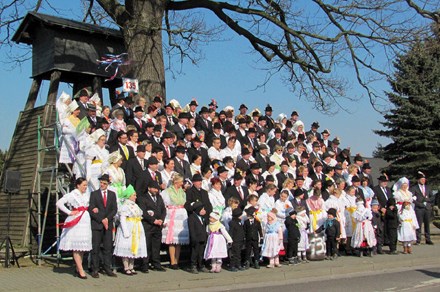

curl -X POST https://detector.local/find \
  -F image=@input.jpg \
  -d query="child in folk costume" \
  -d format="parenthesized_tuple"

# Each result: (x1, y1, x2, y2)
(221, 197, 239, 231)
(110, 109, 127, 132)
(398, 201, 419, 254)
(315, 208, 341, 260)
(228, 208, 245, 272)
(261, 209, 284, 268)
(325, 188, 347, 254)
(296, 206, 310, 263)
(306, 188, 327, 232)
(275, 190, 293, 252)
(188, 202, 208, 274)
(243, 207, 263, 269)
(284, 210, 301, 265)
(113, 185, 148, 275)
(344, 186, 357, 255)
(351, 198, 377, 257)
(258, 184, 277, 232)
(208, 177, 226, 216)
(204, 211, 233, 273)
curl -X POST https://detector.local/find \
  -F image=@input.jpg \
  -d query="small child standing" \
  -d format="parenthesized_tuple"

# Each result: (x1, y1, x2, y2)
(243, 207, 263, 269)
(188, 202, 208, 274)
(315, 208, 340, 260)
(398, 201, 419, 254)
(371, 199, 385, 254)
(351, 198, 377, 257)
(385, 198, 399, 255)
(261, 209, 284, 268)
(284, 210, 301, 265)
(204, 211, 233, 273)
(229, 208, 245, 272)
(296, 206, 310, 263)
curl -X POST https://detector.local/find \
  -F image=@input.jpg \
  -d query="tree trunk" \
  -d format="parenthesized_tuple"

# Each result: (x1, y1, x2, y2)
(123, 0, 166, 103)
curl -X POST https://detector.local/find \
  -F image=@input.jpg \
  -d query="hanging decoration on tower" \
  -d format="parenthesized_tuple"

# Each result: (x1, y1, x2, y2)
(97, 53, 130, 81)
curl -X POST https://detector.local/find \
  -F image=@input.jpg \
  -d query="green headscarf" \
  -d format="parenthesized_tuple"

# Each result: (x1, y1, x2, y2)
(120, 185, 136, 199)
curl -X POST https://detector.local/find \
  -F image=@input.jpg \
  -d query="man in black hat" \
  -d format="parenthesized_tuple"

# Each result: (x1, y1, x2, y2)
(410, 171, 435, 245)
(306, 122, 321, 141)
(290, 188, 309, 215)
(161, 131, 175, 160)
(196, 106, 213, 136)
(152, 95, 165, 116)
(276, 161, 294, 190)
(146, 156, 165, 190)
(187, 201, 208, 274)
(226, 173, 249, 208)
(236, 117, 248, 144)
(185, 174, 213, 220)
(241, 127, 259, 156)
(254, 144, 271, 173)
(309, 141, 322, 163)
(246, 163, 265, 191)
(264, 104, 275, 131)
(172, 112, 189, 141)
(187, 99, 198, 119)
(173, 146, 192, 180)
(206, 122, 227, 149)
(109, 131, 135, 172)
(310, 161, 325, 182)
(128, 106, 148, 141)
(86, 103, 101, 131)
(137, 181, 167, 272)
(243, 207, 263, 269)
(165, 103, 178, 130)
(88, 174, 118, 278)
(77, 89, 90, 119)
(122, 96, 135, 123)
(267, 128, 285, 153)
(236, 148, 252, 173)
(289, 110, 299, 124)
(126, 145, 149, 196)
(321, 129, 331, 147)
(237, 103, 249, 119)
(111, 91, 125, 113)
(351, 176, 365, 201)
(216, 166, 231, 193)
(188, 136, 210, 170)
(331, 138, 342, 156)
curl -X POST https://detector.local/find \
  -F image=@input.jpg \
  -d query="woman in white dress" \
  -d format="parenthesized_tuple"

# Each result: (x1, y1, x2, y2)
(106, 151, 126, 198)
(160, 158, 175, 188)
(344, 185, 357, 255)
(113, 185, 148, 275)
(190, 154, 203, 176)
(56, 91, 71, 125)
(351, 198, 377, 256)
(86, 129, 109, 192)
(161, 174, 190, 269)
(393, 177, 415, 211)
(208, 177, 226, 215)
(59, 100, 81, 165)
(56, 177, 92, 279)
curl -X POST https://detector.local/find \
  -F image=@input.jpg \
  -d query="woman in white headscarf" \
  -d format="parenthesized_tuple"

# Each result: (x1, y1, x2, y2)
(393, 177, 413, 210)
(106, 151, 126, 198)
(56, 91, 72, 124)
(86, 129, 109, 192)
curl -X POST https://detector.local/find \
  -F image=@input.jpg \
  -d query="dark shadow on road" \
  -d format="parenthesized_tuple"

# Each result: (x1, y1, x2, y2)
(416, 269, 440, 278)
(53, 266, 74, 275)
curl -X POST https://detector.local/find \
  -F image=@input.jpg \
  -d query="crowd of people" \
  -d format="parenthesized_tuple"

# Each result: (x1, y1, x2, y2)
(55, 89, 437, 279)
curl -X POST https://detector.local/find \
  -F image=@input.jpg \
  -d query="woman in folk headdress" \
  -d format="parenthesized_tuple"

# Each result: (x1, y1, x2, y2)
(86, 129, 109, 192)
(105, 151, 126, 198)
(59, 100, 81, 165)
(113, 185, 148, 275)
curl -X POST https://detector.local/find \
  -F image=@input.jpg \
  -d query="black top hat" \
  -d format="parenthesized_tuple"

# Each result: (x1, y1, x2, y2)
(238, 118, 246, 124)
(153, 124, 162, 132)
(136, 145, 146, 152)
(274, 128, 282, 134)
(87, 104, 97, 111)
(148, 181, 160, 189)
(285, 120, 293, 128)
(241, 148, 251, 155)
(134, 106, 144, 113)
(377, 174, 389, 182)
(175, 146, 186, 153)
(147, 156, 159, 165)
(294, 188, 305, 197)
(199, 106, 209, 114)
(266, 175, 275, 182)
(178, 112, 190, 119)
(146, 121, 155, 128)
(247, 127, 257, 134)
(416, 171, 426, 179)
(291, 111, 299, 116)
(232, 208, 243, 218)
(265, 104, 273, 112)
(165, 103, 174, 109)
(239, 104, 248, 110)
(98, 174, 110, 182)
(184, 129, 193, 135)
(351, 176, 361, 183)
(245, 206, 256, 216)
(192, 173, 203, 182)
(250, 163, 260, 170)
(162, 132, 174, 139)
(233, 172, 243, 180)
(362, 163, 372, 169)
(153, 96, 162, 103)
(327, 208, 337, 218)
(311, 122, 320, 128)
(213, 122, 222, 129)
(189, 100, 198, 106)
(217, 166, 228, 174)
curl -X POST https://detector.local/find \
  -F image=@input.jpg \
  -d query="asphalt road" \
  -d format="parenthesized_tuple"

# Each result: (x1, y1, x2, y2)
(233, 265, 440, 292)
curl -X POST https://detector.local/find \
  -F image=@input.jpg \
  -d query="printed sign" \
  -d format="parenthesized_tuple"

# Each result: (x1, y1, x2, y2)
(122, 78, 139, 93)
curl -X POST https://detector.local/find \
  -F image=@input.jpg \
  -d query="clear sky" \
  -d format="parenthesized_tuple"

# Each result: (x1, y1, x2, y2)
(0, 2, 392, 156)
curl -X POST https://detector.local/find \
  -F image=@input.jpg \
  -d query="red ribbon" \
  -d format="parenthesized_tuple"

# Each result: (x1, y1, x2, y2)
(59, 206, 88, 228)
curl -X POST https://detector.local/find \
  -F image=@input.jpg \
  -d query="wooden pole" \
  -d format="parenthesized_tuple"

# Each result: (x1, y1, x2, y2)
(24, 78, 42, 110)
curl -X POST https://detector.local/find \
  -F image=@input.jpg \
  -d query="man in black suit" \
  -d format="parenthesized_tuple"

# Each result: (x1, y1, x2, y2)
(290, 188, 309, 215)
(267, 128, 285, 153)
(76, 89, 89, 120)
(226, 173, 249, 208)
(309, 161, 325, 182)
(217, 166, 231, 193)
(171, 112, 190, 141)
(305, 122, 321, 141)
(264, 104, 275, 131)
(173, 146, 192, 180)
(161, 131, 175, 160)
(185, 174, 213, 220)
(109, 131, 135, 172)
(351, 176, 365, 202)
(145, 156, 166, 190)
(196, 106, 213, 137)
(254, 144, 271, 173)
(359, 163, 374, 188)
(88, 174, 118, 278)
(137, 181, 167, 272)
(309, 141, 322, 164)
(236, 148, 252, 173)
(410, 171, 435, 245)
(128, 106, 148, 141)
(86, 104, 101, 131)
(276, 161, 294, 190)
(125, 145, 149, 196)
(373, 174, 392, 209)
(206, 122, 227, 148)
(241, 127, 259, 156)
(187, 201, 208, 274)
(245, 163, 265, 192)
(164, 103, 178, 131)
(188, 137, 210, 170)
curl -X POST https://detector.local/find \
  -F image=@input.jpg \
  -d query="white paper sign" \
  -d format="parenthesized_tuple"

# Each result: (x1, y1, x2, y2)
(122, 78, 139, 93)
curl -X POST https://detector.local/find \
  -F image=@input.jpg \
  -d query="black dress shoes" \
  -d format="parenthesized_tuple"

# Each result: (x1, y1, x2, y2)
(91, 271, 100, 278)
(105, 270, 118, 277)
(152, 266, 166, 272)
(426, 240, 434, 245)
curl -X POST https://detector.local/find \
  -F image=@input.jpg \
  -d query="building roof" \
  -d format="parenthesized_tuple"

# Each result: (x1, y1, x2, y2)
(12, 11, 123, 44)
